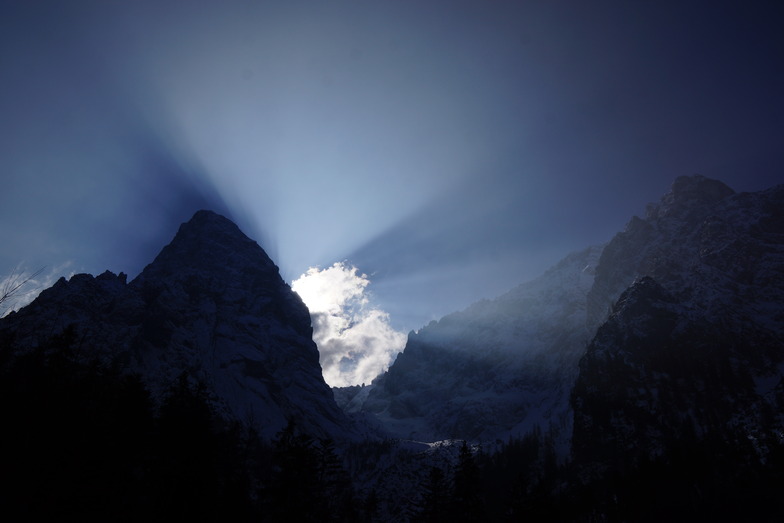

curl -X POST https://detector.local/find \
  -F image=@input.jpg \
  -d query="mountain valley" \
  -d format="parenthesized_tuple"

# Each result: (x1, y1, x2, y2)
(1, 175, 782, 520)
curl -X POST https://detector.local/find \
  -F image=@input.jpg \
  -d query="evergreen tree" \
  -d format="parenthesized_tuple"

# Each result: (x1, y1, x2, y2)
(451, 442, 484, 522)
(417, 466, 450, 523)
(315, 438, 357, 521)
(264, 421, 322, 521)
(0, 330, 157, 520)
(361, 488, 380, 522)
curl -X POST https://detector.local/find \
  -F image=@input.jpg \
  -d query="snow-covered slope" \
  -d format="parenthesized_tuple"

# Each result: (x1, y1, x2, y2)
(348, 175, 784, 457)
(352, 244, 603, 446)
(572, 178, 784, 471)
(0, 210, 352, 440)
(3, 175, 780, 467)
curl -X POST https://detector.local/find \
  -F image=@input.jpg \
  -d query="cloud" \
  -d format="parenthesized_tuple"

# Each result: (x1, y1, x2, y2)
(292, 262, 407, 387)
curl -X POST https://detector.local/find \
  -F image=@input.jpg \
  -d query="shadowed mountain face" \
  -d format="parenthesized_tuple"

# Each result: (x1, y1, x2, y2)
(3, 177, 782, 455)
(350, 244, 603, 446)
(345, 175, 784, 462)
(0, 210, 351, 440)
(572, 179, 784, 473)
(1, 177, 783, 520)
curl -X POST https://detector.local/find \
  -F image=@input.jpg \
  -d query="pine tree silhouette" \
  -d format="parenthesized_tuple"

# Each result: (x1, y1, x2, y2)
(451, 442, 484, 522)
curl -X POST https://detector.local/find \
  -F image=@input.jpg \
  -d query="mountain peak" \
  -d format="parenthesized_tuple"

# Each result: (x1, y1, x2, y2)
(668, 174, 735, 201)
(647, 174, 735, 221)
(133, 209, 312, 342)
(170, 209, 264, 258)
(1, 208, 352, 441)
(137, 210, 276, 282)
(185, 209, 243, 233)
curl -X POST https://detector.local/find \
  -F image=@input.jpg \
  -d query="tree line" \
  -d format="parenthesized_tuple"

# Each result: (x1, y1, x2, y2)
(2, 326, 782, 521)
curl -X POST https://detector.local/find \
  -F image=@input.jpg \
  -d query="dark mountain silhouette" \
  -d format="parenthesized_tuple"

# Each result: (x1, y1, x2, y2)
(2, 176, 783, 520)
(0, 210, 351, 441)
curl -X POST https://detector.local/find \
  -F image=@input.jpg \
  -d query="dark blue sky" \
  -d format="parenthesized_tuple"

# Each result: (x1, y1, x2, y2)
(2, 0, 783, 332)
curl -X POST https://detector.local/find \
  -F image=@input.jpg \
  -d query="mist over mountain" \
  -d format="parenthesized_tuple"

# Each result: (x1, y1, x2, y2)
(1, 175, 783, 520)
(345, 176, 783, 450)
(338, 174, 784, 519)
(345, 244, 602, 449)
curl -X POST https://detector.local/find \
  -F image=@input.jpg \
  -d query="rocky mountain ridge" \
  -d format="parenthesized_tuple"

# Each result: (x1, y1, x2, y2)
(344, 175, 784, 461)
(0, 210, 351, 441)
(347, 244, 603, 447)
(2, 176, 783, 520)
(572, 178, 784, 473)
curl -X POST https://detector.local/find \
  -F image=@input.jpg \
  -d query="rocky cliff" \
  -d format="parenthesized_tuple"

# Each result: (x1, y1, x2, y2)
(0, 210, 351, 440)
(572, 178, 784, 472)
(347, 176, 784, 461)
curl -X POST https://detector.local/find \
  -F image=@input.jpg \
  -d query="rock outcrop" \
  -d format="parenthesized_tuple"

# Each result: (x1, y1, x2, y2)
(0, 210, 351, 440)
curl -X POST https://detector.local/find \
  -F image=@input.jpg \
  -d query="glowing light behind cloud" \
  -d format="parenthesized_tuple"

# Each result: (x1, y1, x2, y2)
(103, 1, 513, 282)
(2, 1, 781, 348)
(292, 262, 406, 387)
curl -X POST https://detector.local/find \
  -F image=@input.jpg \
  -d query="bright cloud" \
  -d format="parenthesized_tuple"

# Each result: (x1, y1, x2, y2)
(292, 262, 407, 388)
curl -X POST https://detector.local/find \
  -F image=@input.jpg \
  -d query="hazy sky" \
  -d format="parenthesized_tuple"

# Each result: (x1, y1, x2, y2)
(2, 1, 783, 383)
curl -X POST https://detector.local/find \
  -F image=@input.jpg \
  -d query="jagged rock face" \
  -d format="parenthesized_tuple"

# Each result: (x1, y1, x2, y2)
(0, 210, 350, 440)
(350, 175, 784, 454)
(586, 175, 738, 329)
(7, 175, 780, 459)
(354, 245, 603, 444)
(572, 179, 784, 472)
